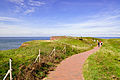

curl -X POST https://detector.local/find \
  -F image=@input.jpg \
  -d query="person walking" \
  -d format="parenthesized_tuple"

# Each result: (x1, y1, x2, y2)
(98, 41, 100, 47)
(100, 41, 101, 47)
(101, 42, 103, 46)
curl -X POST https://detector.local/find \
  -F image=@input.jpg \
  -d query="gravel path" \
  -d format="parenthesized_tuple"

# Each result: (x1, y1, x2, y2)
(46, 47, 100, 80)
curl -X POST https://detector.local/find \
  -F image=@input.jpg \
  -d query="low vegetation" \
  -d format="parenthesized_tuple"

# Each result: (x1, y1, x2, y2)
(83, 39, 120, 80)
(0, 37, 97, 80)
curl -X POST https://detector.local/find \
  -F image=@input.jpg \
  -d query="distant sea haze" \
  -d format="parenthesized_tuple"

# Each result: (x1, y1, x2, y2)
(0, 37, 50, 50)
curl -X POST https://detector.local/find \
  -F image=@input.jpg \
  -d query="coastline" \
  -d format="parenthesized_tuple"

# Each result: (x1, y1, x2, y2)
(0, 40, 52, 51)
(0, 37, 98, 79)
(0, 37, 50, 50)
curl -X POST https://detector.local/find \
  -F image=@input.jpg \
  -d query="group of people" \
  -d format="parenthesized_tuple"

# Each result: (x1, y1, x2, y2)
(97, 40, 103, 47)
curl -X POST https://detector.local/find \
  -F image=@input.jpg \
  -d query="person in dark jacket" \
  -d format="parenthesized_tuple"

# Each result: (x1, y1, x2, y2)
(98, 42, 100, 47)
(101, 42, 103, 46)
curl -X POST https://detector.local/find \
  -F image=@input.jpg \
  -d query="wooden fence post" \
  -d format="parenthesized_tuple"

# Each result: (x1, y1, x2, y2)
(34, 49, 41, 63)
(53, 47, 56, 56)
(62, 46, 66, 53)
(9, 58, 12, 80)
(3, 58, 12, 80)
(65, 46, 66, 53)
(39, 49, 40, 63)
(49, 47, 56, 56)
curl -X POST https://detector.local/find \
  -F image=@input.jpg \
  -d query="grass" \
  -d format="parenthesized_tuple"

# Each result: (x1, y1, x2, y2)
(83, 39, 120, 80)
(0, 37, 98, 80)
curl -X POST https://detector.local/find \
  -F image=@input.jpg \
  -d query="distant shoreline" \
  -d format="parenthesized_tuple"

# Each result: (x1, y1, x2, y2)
(0, 37, 50, 50)
(0, 37, 120, 50)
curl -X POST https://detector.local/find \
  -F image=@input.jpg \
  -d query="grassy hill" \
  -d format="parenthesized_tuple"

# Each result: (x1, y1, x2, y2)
(0, 37, 98, 80)
(83, 39, 120, 80)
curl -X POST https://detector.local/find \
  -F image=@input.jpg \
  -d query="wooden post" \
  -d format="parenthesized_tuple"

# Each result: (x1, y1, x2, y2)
(62, 46, 66, 53)
(3, 58, 12, 80)
(34, 49, 41, 63)
(3, 70, 10, 80)
(53, 47, 56, 56)
(39, 49, 40, 63)
(64, 46, 66, 53)
(49, 47, 56, 56)
(9, 58, 12, 80)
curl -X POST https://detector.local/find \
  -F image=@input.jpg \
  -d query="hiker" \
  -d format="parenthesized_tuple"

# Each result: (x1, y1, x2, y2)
(98, 41, 100, 47)
(99, 41, 102, 47)
(101, 42, 103, 46)
(100, 41, 102, 43)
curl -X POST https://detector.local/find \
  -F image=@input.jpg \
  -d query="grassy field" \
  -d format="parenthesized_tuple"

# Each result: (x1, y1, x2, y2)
(0, 37, 97, 80)
(83, 39, 120, 80)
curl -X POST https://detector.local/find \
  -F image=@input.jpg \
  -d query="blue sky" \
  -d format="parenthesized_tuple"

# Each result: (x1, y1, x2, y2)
(0, 0, 120, 37)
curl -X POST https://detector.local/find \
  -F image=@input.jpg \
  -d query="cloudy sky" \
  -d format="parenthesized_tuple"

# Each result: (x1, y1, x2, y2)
(0, 0, 120, 37)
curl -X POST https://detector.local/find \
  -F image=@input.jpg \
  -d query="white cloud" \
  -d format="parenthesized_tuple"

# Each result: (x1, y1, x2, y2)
(0, 21, 120, 37)
(0, 17, 21, 22)
(1, 10, 120, 37)
(51, 9, 120, 37)
(59, 9, 120, 28)
(24, 8, 35, 14)
(29, 0, 45, 6)
(8, 0, 45, 14)
(9, 0, 24, 5)
(0, 24, 53, 37)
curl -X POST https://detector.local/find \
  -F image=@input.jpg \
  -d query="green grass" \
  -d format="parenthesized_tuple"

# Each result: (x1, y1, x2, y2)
(0, 37, 98, 79)
(83, 39, 120, 80)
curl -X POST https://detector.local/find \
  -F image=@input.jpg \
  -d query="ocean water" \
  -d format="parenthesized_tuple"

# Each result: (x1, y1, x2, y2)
(0, 37, 50, 50)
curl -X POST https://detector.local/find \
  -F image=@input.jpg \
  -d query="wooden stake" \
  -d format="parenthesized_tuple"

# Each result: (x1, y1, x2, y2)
(3, 58, 12, 80)
(3, 70, 10, 80)
(62, 46, 66, 53)
(39, 49, 40, 63)
(9, 59, 12, 80)
(50, 47, 55, 56)
(34, 49, 41, 63)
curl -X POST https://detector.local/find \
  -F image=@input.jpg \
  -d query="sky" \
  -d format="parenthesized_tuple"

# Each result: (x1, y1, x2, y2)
(0, 0, 120, 37)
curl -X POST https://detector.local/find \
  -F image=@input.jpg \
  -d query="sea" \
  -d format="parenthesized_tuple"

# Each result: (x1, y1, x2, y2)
(0, 37, 50, 50)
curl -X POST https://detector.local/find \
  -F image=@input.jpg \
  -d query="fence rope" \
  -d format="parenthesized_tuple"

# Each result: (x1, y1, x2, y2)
(2, 45, 67, 79)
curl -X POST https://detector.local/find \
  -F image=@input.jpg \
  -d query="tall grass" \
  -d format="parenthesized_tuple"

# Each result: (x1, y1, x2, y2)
(83, 39, 120, 80)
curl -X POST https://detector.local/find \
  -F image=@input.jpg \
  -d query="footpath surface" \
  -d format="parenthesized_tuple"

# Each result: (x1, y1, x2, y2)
(45, 47, 100, 80)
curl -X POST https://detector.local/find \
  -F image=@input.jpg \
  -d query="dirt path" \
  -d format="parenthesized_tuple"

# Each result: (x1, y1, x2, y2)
(45, 47, 100, 80)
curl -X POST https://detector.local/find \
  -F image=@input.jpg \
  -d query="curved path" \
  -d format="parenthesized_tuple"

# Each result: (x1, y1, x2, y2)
(46, 47, 100, 80)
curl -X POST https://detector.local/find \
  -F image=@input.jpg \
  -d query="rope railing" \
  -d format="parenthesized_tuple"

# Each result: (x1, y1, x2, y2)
(2, 45, 68, 80)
